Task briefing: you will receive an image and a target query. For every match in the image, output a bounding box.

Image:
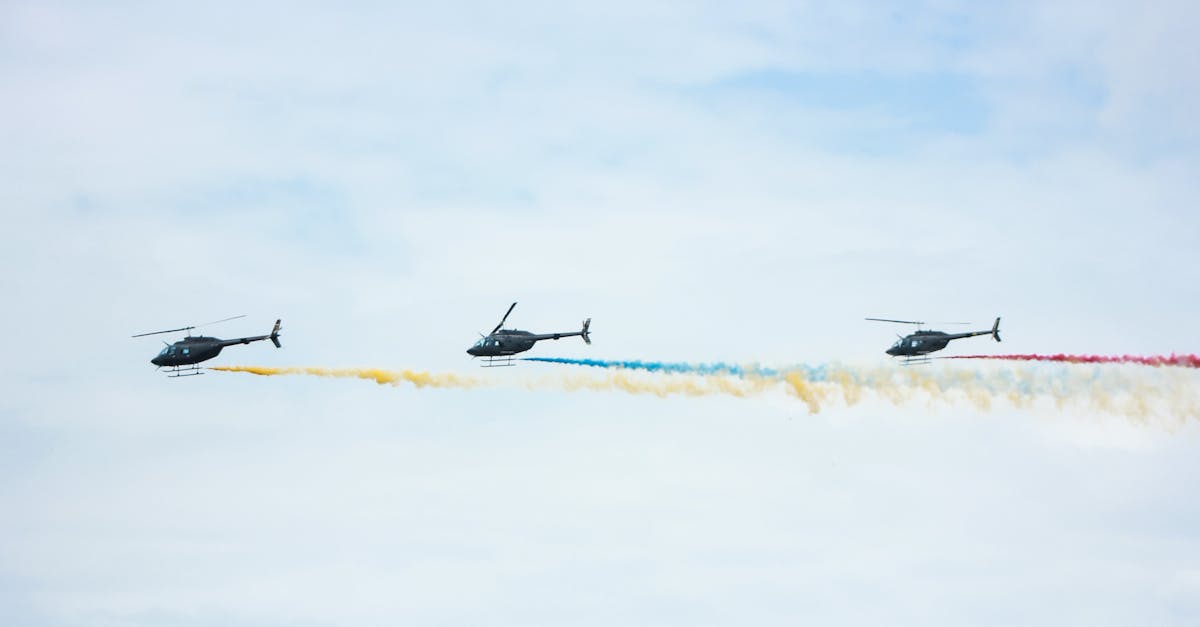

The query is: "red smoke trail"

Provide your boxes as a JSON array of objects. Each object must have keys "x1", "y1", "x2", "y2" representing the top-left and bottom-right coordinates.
[{"x1": 947, "y1": 353, "x2": 1200, "y2": 368}]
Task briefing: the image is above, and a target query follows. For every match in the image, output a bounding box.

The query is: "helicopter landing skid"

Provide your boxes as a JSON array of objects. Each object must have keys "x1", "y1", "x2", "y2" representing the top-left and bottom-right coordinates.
[
  {"x1": 166, "y1": 365, "x2": 205, "y2": 378},
  {"x1": 480, "y1": 356, "x2": 516, "y2": 368},
  {"x1": 900, "y1": 357, "x2": 933, "y2": 366}
]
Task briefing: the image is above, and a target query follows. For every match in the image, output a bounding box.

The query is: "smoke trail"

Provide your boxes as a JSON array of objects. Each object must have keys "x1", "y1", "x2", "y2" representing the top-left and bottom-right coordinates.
[
  {"x1": 211, "y1": 364, "x2": 787, "y2": 410},
  {"x1": 208, "y1": 365, "x2": 764, "y2": 398},
  {"x1": 525, "y1": 357, "x2": 1200, "y2": 422},
  {"x1": 523, "y1": 356, "x2": 842, "y2": 385},
  {"x1": 522, "y1": 356, "x2": 783, "y2": 377},
  {"x1": 213, "y1": 362, "x2": 1200, "y2": 423},
  {"x1": 947, "y1": 354, "x2": 1200, "y2": 368},
  {"x1": 209, "y1": 365, "x2": 485, "y2": 388}
]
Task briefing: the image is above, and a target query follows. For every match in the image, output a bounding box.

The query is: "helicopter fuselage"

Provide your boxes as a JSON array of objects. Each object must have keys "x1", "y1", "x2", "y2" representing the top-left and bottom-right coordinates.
[
  {"x1": 886, "y1": 330, "x2": 956, "y2": 357},
  {"x1": 151, "y1": 336, "x2": 259, "y2": 366},
  {"x1": 468, "y1": 330, "x2": 568, "y2": 357}
]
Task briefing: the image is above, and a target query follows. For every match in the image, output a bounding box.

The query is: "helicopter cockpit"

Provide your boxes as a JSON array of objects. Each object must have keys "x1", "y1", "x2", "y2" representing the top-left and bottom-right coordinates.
[
  {"x1": 467, "y1": 335, "x2": 506, "y2": 357},
  {"x1": 886, "y1": 336, "x2": 922, "y2": 356}
]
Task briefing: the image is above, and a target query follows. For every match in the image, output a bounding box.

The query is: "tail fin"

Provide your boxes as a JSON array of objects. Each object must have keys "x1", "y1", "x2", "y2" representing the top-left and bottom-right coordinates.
[
  {"x1": 991, "y1": 317, "x2": 1001, "y2": 342},
  {"x1": 270, "y1": 319, "x2": 282, "y2": 348},
  {"x1": 581, "y1": 318, "x2": 591, "y2": 345}
]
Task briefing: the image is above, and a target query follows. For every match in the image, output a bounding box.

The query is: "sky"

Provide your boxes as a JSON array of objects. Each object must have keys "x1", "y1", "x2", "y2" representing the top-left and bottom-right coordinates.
[{"x1": 2, "y1": 1, "x2": 1200, "y2": 625}]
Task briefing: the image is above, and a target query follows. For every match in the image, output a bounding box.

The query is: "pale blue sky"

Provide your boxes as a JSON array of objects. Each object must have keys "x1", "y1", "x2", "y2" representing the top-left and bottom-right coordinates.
[{"x1": 2, "y1": 1, "x2": 1200, "y2": 625}]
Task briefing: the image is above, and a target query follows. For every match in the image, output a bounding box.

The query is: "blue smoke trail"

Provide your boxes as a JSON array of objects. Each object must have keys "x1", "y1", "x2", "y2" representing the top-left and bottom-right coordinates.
[
  {"x1": 522, "y1": 356, "x2": 832, "y2": 380},
  {"x1": 522, "y1": 356, "x2": 771, "y2": 376}
]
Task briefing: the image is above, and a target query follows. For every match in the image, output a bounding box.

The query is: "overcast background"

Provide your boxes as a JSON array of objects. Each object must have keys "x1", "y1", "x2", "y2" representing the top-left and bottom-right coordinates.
[{"x1": 3, "y1": 1, "x2": 1200, "y2": 625}]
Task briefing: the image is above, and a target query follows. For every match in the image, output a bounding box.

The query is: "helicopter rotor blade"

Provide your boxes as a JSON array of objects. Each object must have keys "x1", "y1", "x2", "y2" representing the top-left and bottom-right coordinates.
[
  {"x1": 865, "y1": 317, "x2": 925, "y2": 326},
  {"x1": 132, "y1": 312, "x2": 247, "y2": 336},
  {"x1": 491, "y1": 302, "x2": 517, "y2": 334},
  {"x1": 198, "y1": 314, "x2": 246, "y2": 328},
  {"x1": 131, "y1": 326, "x2": 195, "y2": 338}
]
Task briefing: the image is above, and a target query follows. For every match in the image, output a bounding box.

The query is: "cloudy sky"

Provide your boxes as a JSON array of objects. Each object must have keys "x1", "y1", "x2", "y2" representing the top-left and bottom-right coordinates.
[{"x1": 3, "y1": 1, "x2": 1200, "y2": 625}]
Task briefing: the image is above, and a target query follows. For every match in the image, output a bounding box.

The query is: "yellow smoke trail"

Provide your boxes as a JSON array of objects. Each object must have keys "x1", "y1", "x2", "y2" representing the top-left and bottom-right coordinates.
[
  {"x1": 529, "y1": 370, "x2": 779, "y2": 399},
  {"x1": 210, "y1": 363, "x2": 1200, "y2": 422},
  {"x1": 209, "y1": 365, "x2": 484, "y2": 389}
]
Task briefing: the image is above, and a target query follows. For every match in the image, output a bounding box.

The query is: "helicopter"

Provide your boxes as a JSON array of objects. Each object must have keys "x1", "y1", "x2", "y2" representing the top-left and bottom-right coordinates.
[
  {"x1": 132, "y1": 315, "x2": 282, "y2": 377},
  {"x1": 467, "y1": 302, "x2": 591, "y2": 366},
  {"x1": 867, "y1": 317, "x2": 1001, "y2": 364}
]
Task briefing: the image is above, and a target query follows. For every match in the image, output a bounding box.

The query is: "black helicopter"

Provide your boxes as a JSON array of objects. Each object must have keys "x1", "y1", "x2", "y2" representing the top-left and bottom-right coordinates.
[
  {"x1": 867, "y1": 317, "x2": 1001, "y2": 364},
  {"x1": 133, "y1": 315, "x2": 282, "y2": 377},
  {"x1": 467, "y1": 302, "x2": 591, "y2": 366}
]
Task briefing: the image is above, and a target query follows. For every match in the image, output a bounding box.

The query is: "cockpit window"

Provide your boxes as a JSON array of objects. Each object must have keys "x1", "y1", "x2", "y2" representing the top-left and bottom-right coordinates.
[{"x1": 158, "y1": 346, "x2": 169, "y2": 356}]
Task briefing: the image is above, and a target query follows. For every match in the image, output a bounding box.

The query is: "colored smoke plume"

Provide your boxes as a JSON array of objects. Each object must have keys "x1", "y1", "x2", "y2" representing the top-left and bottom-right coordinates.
[
  {"x1": 213, "y1": 361, "x2": 1200, "y2": 423},
  {"x1": 947, "y1": 354, "x2": 1200, "y2": 368},
  {"x1": 209, "y1": 365, "x2": 484, "y2": 388},
  {"x1": 522, "y1": 356, "x2": 778, "y2": 377},
  {"x1": 210, "y1": 364, "x2": 767, "y2": 398},
  {"x1": 522, "y1": 357, "x2": 1199, "y2": 422}
]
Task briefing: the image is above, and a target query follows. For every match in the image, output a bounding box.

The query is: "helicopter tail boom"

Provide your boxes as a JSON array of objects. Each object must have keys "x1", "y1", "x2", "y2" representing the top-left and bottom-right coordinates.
[{"x1": 219, "y1": 318, "x2": 283, "y2": 348}]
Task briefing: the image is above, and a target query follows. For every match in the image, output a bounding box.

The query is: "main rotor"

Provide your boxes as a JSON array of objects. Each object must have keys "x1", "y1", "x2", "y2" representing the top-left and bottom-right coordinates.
[
  {"x1": 865, "y1": 317, "x2": 970, "y2": 330},
  {"x1": 491, "y1": 302, "x2": 518, "y2": 335},
  {"x1": 131, "y1": 314, "x2": 247, "y2": 338}
]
